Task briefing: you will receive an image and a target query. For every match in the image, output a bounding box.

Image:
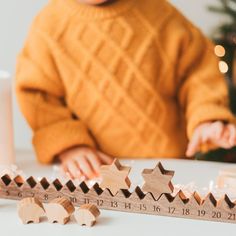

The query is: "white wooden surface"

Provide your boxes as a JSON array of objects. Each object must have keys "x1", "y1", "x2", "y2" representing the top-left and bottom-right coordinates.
[{"x1": 0, "y1": 150, "x2": 236, "y2": 236}]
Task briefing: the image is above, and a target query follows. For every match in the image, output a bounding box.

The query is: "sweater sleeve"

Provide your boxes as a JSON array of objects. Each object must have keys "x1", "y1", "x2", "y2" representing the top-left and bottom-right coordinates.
[
  {"x1": 16, "y1": 28, "x2": 96, "y2": 164},
  {"x1": 177, "y1": 22, "x2": 236, "y2": 142}
]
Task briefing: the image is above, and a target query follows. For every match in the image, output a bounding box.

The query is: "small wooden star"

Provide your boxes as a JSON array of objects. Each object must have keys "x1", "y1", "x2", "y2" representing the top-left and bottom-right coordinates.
[
  {"x1": 100, "y1": 159, "x2": 131, "y2": 195},
  {"x1": 142, "y1": 162, "x2": 174, "y2": 199}
]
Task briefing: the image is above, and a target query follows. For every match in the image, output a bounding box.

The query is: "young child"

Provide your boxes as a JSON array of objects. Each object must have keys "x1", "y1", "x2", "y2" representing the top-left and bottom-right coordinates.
[{"x1": 16, "y1": 0, "x2": 236, "y2": 179}]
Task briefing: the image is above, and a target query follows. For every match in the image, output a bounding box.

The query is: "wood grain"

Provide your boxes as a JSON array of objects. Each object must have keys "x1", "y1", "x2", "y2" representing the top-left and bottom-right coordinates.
[
  {"x1": 1, "y1": 162, "x2": 236, "y2": 224},
  {"x1": 142, "y1": 162, "x2": 174, "y2": 199},
  {"x1": 75, "y1": 204, "x2": 100, "y2": 226},
  {"x1": 100, "y1": 159, "x2": 131, "y2": 195},
  {"x1": 44, "y1": 197, "x2": 75, "y2": 224},
  {"x1": 17, "y1": 197, "x2": 45, "y2": 224}
]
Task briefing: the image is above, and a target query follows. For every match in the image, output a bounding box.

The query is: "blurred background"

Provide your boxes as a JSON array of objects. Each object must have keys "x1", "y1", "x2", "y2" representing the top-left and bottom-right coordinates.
[{"x1": 0, "y1": 0, "x2": 235, "y2": 159}]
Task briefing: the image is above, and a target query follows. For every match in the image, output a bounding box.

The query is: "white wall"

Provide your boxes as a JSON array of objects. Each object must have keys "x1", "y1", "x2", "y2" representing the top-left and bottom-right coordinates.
[{"x1": 0, "y1": 0, "x2": 225, "y2": 150}]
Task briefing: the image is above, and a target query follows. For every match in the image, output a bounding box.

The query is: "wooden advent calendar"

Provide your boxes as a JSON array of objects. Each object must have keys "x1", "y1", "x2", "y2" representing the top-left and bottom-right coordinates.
[{"x1": 0, "y1": 159, "x2": 236, "y2": 224}]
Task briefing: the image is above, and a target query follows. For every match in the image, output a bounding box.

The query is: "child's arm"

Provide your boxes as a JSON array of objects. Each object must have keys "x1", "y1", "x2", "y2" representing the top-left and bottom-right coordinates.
[
  {"x1": 176, "y1": 18, "x2": 236, "y2": 155},
  {"x1": 16, "y1": 26, "x2": 99, "y2": 167},
  {"x1": 186, "y1": 121, "x2": 236, "y2": 156}
]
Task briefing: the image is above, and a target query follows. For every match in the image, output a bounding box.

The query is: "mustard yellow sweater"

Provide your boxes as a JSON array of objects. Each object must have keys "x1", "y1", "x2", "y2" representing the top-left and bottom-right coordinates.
[{"x1": 16, "y1": 0, "x2": 235, "y2": 164}]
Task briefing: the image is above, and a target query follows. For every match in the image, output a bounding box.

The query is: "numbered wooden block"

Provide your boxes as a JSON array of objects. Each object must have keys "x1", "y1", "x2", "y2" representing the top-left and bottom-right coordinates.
[
  {"x1": 75, "y1": 204, "x2": 100, "y2": 227},
  {"x1": 17, "y1": 197, "x2": 45, "y2": 224},
  {"x1": 100, "y1": 159, "x2": 131, "y2": 195},
  {"x1": 44, "y1": 197, "x2": 75, "y2": 225}
]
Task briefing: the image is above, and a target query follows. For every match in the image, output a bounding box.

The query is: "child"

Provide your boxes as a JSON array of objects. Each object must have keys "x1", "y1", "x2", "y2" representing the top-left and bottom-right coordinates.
[{"x1": 16, "y1": 0, "x2": 236, "y2": 179}]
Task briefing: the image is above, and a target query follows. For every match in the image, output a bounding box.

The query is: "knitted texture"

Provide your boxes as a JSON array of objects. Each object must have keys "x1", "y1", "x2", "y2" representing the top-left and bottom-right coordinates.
[{"x1": 16, "y1": 0, "x2": 236, "y2": 163}]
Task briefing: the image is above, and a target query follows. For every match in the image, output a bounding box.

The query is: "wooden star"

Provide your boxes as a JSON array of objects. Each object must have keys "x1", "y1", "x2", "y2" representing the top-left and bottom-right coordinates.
[
  {"x1": 100, "y1": 159, "x2": 131, "y2": 195},
  {"x1": 142, "y1": 162, "x2": 174, "y2": 199}
]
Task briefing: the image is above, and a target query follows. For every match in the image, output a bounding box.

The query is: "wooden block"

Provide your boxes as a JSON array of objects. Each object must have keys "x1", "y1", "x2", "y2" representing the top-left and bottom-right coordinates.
[
  {"x1": 44, "y1": 197, "x2": 75, "y2": 224},
  {"x1": 100, "y1": 159, "x2": 131, "y2": 195},
  {"x1": 74, "y1": 204, "x2": 100, "y2": 227},
  {"x1": 17, "y1": 197, "x2": 45, "y2": 224},
  {"x1": 142, "y1": 162, "x2": 174, "y2": 199},
  {"x1": 219, "y1": 168, "x2": 236, "y2": 178},
  {"x1": 217, "y1": 168, "x2": 236, "y2": 188}
]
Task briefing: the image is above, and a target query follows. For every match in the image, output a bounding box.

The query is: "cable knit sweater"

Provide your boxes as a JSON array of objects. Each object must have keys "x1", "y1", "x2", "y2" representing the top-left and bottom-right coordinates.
[{"x1": 16, "y1": 0, "x2": 236, "y2": 164}]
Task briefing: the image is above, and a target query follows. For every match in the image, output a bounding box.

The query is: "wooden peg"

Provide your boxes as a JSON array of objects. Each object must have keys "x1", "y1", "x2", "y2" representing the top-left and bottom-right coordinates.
[
  {"x1": 17, "y1": 197, "x2": 45, "y2": 224},
  {"x1": 44, "y1": 197, "x2": 75, "y2": 225},
  {"x1": 74, "y1": 204, "x2": 100, "y2": 227},
  {"x1": 141, "y1": 162, "x2": 174, "y2": 199},
  {"x1": 100, "y1": 159, "x2": 131, "y2": 195}
]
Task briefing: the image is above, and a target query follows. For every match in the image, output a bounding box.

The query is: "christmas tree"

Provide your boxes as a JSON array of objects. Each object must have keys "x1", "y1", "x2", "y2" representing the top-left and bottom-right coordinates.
[{"x1": 208, "y1": 0, "x2": 236, "y2": 83}]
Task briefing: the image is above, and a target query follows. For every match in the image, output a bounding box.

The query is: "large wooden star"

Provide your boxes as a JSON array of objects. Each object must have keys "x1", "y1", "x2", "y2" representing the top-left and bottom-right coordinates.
[
  {"x1": 142, "y1": 162, "x2": 174, "y2": 199},
  {"x1": 100, "y1": 159, "x2": 131, "y2": 195}
]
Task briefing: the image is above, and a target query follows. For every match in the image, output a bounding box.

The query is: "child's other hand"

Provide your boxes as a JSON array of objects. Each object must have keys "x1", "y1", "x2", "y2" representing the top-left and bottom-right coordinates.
[
  {"x1": 186, "y1": 121, "x2": 236, "y2": 157},
  {"x1": 58, "y1": 146, "x2": 114, "y2": 180}
]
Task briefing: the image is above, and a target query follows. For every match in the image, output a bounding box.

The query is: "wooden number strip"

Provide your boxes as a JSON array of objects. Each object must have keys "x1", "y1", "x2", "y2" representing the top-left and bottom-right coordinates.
[{"x1": 0, "y1": 175, "x2": 235, "y2": 224}]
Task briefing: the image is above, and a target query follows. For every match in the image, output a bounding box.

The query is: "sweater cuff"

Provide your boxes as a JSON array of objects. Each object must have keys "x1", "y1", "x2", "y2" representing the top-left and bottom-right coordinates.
[
  {"x1": 187, "y1": 104, "x2": 236, "y2": 139},
  {"x1": 32, "y1": 120, "x2": 96, "y2": 164}
]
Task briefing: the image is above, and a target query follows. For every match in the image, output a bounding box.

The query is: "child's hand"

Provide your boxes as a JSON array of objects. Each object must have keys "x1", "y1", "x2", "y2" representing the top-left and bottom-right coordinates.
[
  {"x1": 58, "y1": 146, "x2": 113, "y2": 180},
  {"x1": 186, "y1": 121, "x2": 236, "y2": 157}
]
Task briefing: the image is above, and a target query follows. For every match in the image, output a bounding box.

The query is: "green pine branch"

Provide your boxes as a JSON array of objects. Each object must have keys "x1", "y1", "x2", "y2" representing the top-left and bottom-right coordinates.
[
  {"x1": 208, "y1": 0, "x2": 236, "y2": 40},
  {"x1": 208, "y1": 0, "x2": 236, "y2": 20}
]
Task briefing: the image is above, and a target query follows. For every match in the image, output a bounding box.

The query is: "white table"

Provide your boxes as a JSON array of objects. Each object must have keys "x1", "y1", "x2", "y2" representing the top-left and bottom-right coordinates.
[{"x1": 1, "y1": 150, "x2": 236, "y2": 236}]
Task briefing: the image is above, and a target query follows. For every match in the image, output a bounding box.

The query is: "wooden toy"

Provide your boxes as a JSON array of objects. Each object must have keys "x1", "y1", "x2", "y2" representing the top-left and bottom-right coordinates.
[
  {"x1": 17, "y1": 197, "x2": 45, "y2": 224},
  {"x1": 1, "y1": 161, "x2": 236, "y2": 224},
  {"x1": 100, "y1": 159, "x2": 131, "y2": 195},
  {"x1": 44, "y1": 197, "x2": 75, "y2": 224},
  {"x1": 217, "y1": 167, "x2": 236, "y2": 188},
  {"x1": 142, "y1": 162, "x2": 174, "y2": 199},
  {"x1": 74, "y1": 204, "x2": 100, "y2": 226}
]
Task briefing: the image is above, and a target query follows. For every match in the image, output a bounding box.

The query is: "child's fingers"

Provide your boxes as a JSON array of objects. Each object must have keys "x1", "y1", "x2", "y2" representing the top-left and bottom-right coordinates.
[
  {"x1": 97, "y1": 151, "x2": 113, "y2": 164},
  {"x1": 213, "y1": 139, "x2": 232, "y2": 149},
  {"x1": 212, "y1": 125, "x2": 234, "y2": 149},
  {"x1": 227, "y1": 124, "x2": 236, "y2": 146},
  {"x1": 210, "y1": 121, "x2": 225, "y2": 140},
  {"x1": 201, "y1": 125, "x2": 212, "y2": 143},
  {"x1": 221, "y1": 125, "x2": 232, "y2": 147},
  {"x1": 186, "y1": 131, "x2": 201, "y2": 157},
  {"x1": 187, "y1": 123, "x2": 214, "y2": 157},
  {"x1": 200, "y1": 122, "x2": 232, "y2": 149},
  {"x1": 66, "y1": 160, "x2": 81, "y2": 179},
  {"x1": 86, "y1": 152, "x2": 101, "y2": 176},
  {"x1": 61, "y1": 163, "x2": 73, "y2": 179},
  {"x1": 76, "y1": 156, "x2": 95, "y2": 179}
]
